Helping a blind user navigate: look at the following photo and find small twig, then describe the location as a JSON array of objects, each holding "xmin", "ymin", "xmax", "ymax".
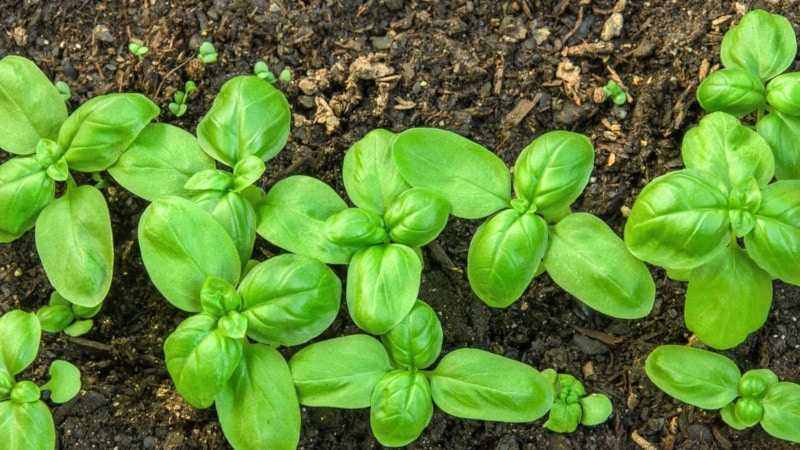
[{"xmin": 154, "ymin": 56, "xmax": 195, "ymax": 99}]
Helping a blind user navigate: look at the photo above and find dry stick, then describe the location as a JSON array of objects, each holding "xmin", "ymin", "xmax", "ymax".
[{"xmin": 154, "ymin": 56, "xmax": 195, "ymax": 100}]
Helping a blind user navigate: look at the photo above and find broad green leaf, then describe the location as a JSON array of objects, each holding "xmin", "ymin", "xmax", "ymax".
[
  {"xmin": 681, "ymin": 112, "xmax": 774, "ymax": 189},
  {"xmin": 0, "ymin": 310, "xmax": 41, "ymax": 376},
  {"xmin": 0, "ymin": 400, "xmax": 55, "ymax": 450},
  {"xmin": 384, "ymin": 188, "xmax": 450, "ymax": 247},
  {"xmin": 467, "ymin": 209, "xmax": 548, "ymax": 308},
  {"xmin": 579, "ymin": 394, "xmax": 614, "ymax": 426},
  {"xmin": 696, "ymin": 68, "xmax": 765, "ymax": 116},
  {"xmin": 199, "ymin": 277, "xmax": 242, "ymax": 319},
  {"xmin": 721, "ymin": 10, "xmax": 797, "ymax": 82},
  {"xmin": 256, "ymin": 175, "xmax": 359, "ymax": 264},
  {"xmin": 0, "ymin": 55, "xmax": 67, "ymax": 155},
  {"xmin": 239, "ymin": 254, "xmax": 341, "ymax": 346},
  {"xmin": 381, "ymin": 300, "xmax": 442, "ymax": 370},
  {"xmin": 197, "ymin": 76, "xmax": 290, "ymax": 167},
  {"xmin": 513, "ymin": 130, "xmax": 594, "ymax": 219},
  {"xmin": 727, "ymin": 177, "xmax": 761, "ymax": 237},
  {"xmin": 685, "ymin": 245, "xmax": 772, "ymax": 349},
  {"xmin": 370, "ymin": 370, "xmax": 433, "ymax": 448},
  {"xmin": 429, "ymin": 348, "xmax": 553, "ymax": 422},
  {"xmin": 139, "ymin": 196, "xmax": 241, "ymax": 312},
  {"xmin": 546, "ymin": 213, "xmax": 655, "ymax": 319},
  {"xmin": 163, "ymin": 314, "xmax": 242, "ymax": 409},
  {"xmin": 63, "ymin": 320, "xmax": 93, "ymax": 337},
  {"xmin": 289, "ymin": 335, "xmax": 393, "ymax": 408},
  {"xmin": 761, "ymin": 382, "xmax": 800, "ymax": 443},
  {"xmin": 766, "ymin": 72, "xmax": 800, "ymax": 116},
  {"xmin": 60, "ymin": 93, "xmax": 159, "ymax": 172},
  {"xmin": 393, "ymin": 128, "xmax": 511, "ymax": 219},
  {"xmin": 746, "ymin": 180, "xmax": 800, "ymax": 284},
  {"xmin": 184, "ymin": 169, "xmax": 234, "ymax": 192},
  {"xmin": 758, "ymin": 111, "xmax": 800, "ymax": 180},
  {"xmin": 324, "ymin": 207, "xmax": 388, "ymax": 247},
  {"xmin": 346, "ymin": 244, "xmax": 421, "ymax": 335},
  {"xmin": 216, "ymin": 344, "xmax": 301, "ymax": 450},
  {"xmin": 190, "ymin": 190, "xmax": 257, "ymax": 269},
  {"xmin": 342, "ymin": 128, "xmax": 409, "ymax": 214},
  {"xmin": 624, "ymin": 169, "xmax": 730, "ymax": 270},
  {"xmin": 0, "ymin": 156, "xmax": 55, "ymax": 242},
  {"xmin": 645, "ymin": 345, "xmax": 740, "ymax": 409},
  {"xmin": 36, "ymin": 185, "xmax": 113, "ymax": 307},
  {"xmin": 40, "ymin": 360, "xmax": 81, "ymax": 403},
  {"xmin": 108, "ymin": 123, "xmax": 215, "ymax": 201}
]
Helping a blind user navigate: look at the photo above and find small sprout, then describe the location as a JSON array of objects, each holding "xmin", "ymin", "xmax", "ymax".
[
  {"xmin": 127, "ymin": 42, "xmax": 149, "ymax": 60},
  {"xmin": 602, "ymin": 80, "xmax": 626, "ymax": 105},
  {"xmin": 169, "ymin": 80, "xmax": 197, "ymax": 117},
  {"xmin": 278, "ymin": 69, "xmax": 292, "ymax": 82},
  {"xmin": 254, "ymin": 61, "xmax": 292, "ymax": 83},
  {"xmin": 198, "ymin": 42, "xmax": 218, "ymax": 65},
  {"xmin": 54, "ymin": 81, "xmax": 71, "ymax": 102}
]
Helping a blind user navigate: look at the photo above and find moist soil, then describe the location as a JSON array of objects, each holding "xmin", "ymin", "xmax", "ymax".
[{"xmin": 1, "ymin": 1, "xmax": 799, "ymax": 449}]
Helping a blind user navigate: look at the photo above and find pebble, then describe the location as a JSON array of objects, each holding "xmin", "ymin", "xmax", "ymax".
[{"xmin": 143, "ymin": 436, "xmax": 157, "ymax": 449}]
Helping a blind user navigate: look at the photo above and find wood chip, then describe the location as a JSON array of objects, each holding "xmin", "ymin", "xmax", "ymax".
[
  {"xmin": 573, "ymin": 325, "xmax": 625, "ymax": 345},
  {"xmin": 503, "ymin": 97, "xmax": 537, "ymax": 128},
  {"xmin": 631, "ymin": 430, "xmax": 658, "ymax": 450}
]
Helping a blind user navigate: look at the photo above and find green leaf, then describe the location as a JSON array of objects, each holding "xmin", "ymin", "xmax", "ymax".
[
  {"xmin": 190, "ymin": 189, "xmax": 257, "ymax": 269},
  {"xmin": 0, "ymin": 400, "xmax": 55, "ymax": 450},
  {"xmin": 0, "ymin": 156, "xmax": 55, "ymax": 242},
  {"xmin": 40, "ymin": 360, "xmax": 81, "ymax": 403},
  {"xmin": 138, "ymin": 196, "xmax": 241, "ymax": 312},
  {"xmin": 256, "ymin": 175, "xmax": 359, "ymax": 264},
  {"xmin": 546, "ymin": 213, "xmax": 655, "ymax": 319},
  {"xmin": 0, "ymin": 55, "xmax": 67, "ymax": 155},
  {"xmin": 727, "ymin": 177, "xmax": 761, "ymax": 237},
  {"xmin": 758, "ymin": 111, "xmax": 800, "ymax": 180},
  {"xmin": 579, "ymin": 393, "xmax": 613, "ymax": 426},
  {"xmin": 721, "ymin": 9, "xmax": 797, "ymax": 82},
  {"xmin": 685, "ymin": 246, "xmax": 771, "ymax": 350},
  {"xmin": 342, "ymin": 128, "xmax": 409, "ymax": 214},
  {"xmin": 696, "ymin": 68, "xmax": 765, "ymax": 116},
  {"xmin": 761, "ymin": 382, "xmax": 800, "ymax": 443},
  {"xmin": 163, "ymin": 314, "xmax": 242, "ymax": 409},
  {"xmin": 216, "ymin": 344, "xmax": 301, "ymax": 450},
  {"xmin": 544, "ymin": 401, "xmax": 582, "ymax": 433},
  {"xmin": 370, "ymin": 370, "xmax": 433, "ymax": 447},
  {"xmin": 513, "ymin": 130, "xmax": 594, "ymax": 219},
  {"xmin": 381, "ymin": 300, "xmax": 442, "ymax": 370},
  {"xmin": 35, "ymin": 138, "xmax": 68, "ymax": 181},
  {"xmin": 623, "ymin": 169, "xmax": 730, "ymax": 270},
  {"xmin": 197, "ymin": 76, "xmax": 290, "ymax": 167},
  {"xmin": 429, "ymin": 348, "xmax": 553, "ymax": 422},
  {"xmin": 645, "ymin": 345, "xmax": 740, "ymax": 410},
  {"xmin": 739, "ymin": 369, "xmax": 779, "ymax": 399},
  {"xmin": 766, "ymin": 72, "xmax": 800, "ymax": 116},
  {"xmin": 393, "ymin": 128, "xmax": 511, "ymax": 219},
  {"xmin": 384, "ymin": 188, "xmax": 450, "ymax": 247},
  {"xmin": 232, "ymin": 155, "xmax": 265, "ymax": 192},
  {"xmin": 36, "ymin": 305, "xmax": 74, "ymax": 333},
  {"xmin": 59, "ymin": 93, "xmax": 159, "ymax": 172},
  {"xmin": 467, "ymin": 209, "xmax": 548, "ymax": 308},
  {"xmin": 289, "ymin": 335, "xmax": 393, "ymax": 408},
  {"xmin": 681, "ymin": 112, "xmax": 774, "ymax": 189},
  {"xmin": 323, "ymin": 207, "xmax": 388, "ymax": 247},
  {"xmin": 746, "ymin": 180, "xmax": 800, "ymax": 285},
  {"xmin": 721, "ymin": 402, "xmax": 750, "ymax": 430},
  {"xmin": 239, "ymin": 254, "xmax": 341, "ymax": 346},
  {"xmin": 108, "ymin": 123, "xmax": 216, "ymax": 202},
  {"xmin": 346, "ymin": 244, "xmax": 421, "ymax": 335},
  {"xmin": 63, "ymin": 320, "xmax": 93, "ymax": 337},
  {"xmin": 0, "ymin": 310, "xmax": 41, "ymax": 376},
  {"xmin": 199, "ymin": 276, "xmax": 242, "ymax": 319},
  {"xmin": 35, "ymin": 185, "xmax": 113, "ymax": 307}
]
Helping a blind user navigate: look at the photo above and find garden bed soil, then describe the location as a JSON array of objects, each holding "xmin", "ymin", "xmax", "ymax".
[{"xmin": 1, "ymin": 0, "xmax": 799, "ymax": 449}]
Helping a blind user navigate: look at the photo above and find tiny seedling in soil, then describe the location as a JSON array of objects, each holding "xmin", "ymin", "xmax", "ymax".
[
  {"xmin": 127, "ymin": 41, "xmax": 149, "ymax": 59},
  {"xmin": 254, "ymin": 61, "xmax": 292, "ymax": 83},
  {"xmin": 169, "ymin": 80, "xmax": 197, "ymax": 117},
  {"xmin": 601, "ymin": 79, "xmax": 626, "ymax": 105},
  {"xmin": 198, "ymin": 41, "xmax": 218, "ymax": 65}
]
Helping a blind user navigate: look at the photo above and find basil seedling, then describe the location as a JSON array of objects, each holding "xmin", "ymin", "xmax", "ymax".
[
  {"xmin": 541, "ymin": 370, "xmax": 613, "ymax": 433},
  {"xmin": 0, "ymin": 310, "xmax": 81, "ymax": 450},
  {"xmin": 391, "ymin": 127, "xmax": 654, "ymax": 318},
  {"xmin": 289, "ymin": 300, "xmax": 554, "ymax": 447},
  {"xmin": 646, "ymin": 345, "xmax": 800, "ymax": 444},
  {"xmin": 138, "ymin": 196, "xmax": 342, "ymax": 450},
  {"xmin": 624, "ymin": 112, "xmax": 800, "ymax": 349}
]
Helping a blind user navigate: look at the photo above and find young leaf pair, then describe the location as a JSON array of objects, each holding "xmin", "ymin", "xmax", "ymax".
[
  {"xmin": 138, "ymin": 196, "xmax": 341, "ymax": 450},
  {"xmin": 624, "ymin": 112, "xmax": 800, "ymax": 349},
  {"xmin": 289, "ymin": 300, "xmax": 554, "ymax": 447},
  {"xmin": 542, "ymin": 370, "xmax": 613, "ymax": 433},
  {"xmin": 646, "ymin": 345, "xmax": 800, "ymax": 443},
  {"xmin": 110, "ymin": 74, "xmax": 291, "ymax": 268},
  {"xmin": 0, "ymin": 310, "xmax": 81, "ymax": 450},
  {"xmin": 391, "ymin": 127, "xmax": 654, "ymax": 319},
  {"xmin": 696, "ymin": 9, "xmax": 800, "ymax": 179},
  {"xmin": 257, "ymin": 129, "xmax": 450, "ymax": 335},
  {"xmin": 0, "ymin": 55, "xmax": 159, "ymax": 308}
]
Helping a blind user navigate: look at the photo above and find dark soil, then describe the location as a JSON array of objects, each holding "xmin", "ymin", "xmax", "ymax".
[{"xmin": 2, "ymin": 0, "xmax": 799, "ymax": 449}]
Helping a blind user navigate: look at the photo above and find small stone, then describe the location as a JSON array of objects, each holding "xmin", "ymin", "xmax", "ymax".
[
  {"xmin": 143, "ymin": 436, "xmax": 157, "ymax": 449},
  {"xmin": 601, "ymin": 13, "xmax": 624, "ymax": 41},
  {"xmin": 384, "ymin": 0, "xmax": 404, "ymax": 11},
  {"xmin": 93, "ymin": 24, "xmax": 114, "ymax": 43}
]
